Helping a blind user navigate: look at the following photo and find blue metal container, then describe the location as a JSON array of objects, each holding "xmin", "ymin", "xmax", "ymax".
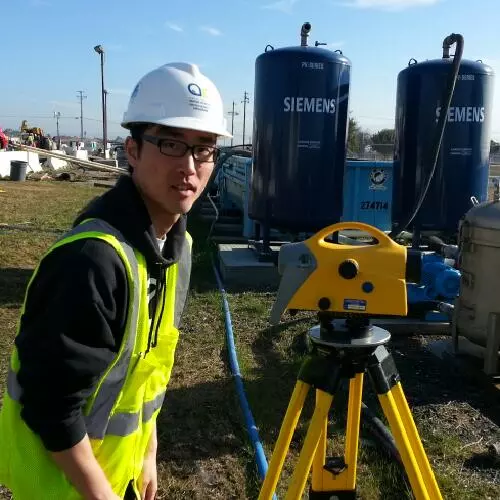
[
  {"xmin": 392, "ymin": 57, "xmax": 495, "ymax": 233},
  {"xmin": 342, "ymin": 161, "xmax": 393, "ymax": 231},
  {"xmin": 249, "ymin": 43, "xmax": 351, "ymax": 232}
]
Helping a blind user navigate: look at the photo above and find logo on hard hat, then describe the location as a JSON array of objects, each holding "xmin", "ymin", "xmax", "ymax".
[{"xmin": 188, "ymin": 83, "xmax": 208, "ymax": 97}]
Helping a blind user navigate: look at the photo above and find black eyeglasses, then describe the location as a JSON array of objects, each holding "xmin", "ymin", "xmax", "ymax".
[{"xmin": 142, "ymin": 135, "xmax": 219, "ymax": 163}]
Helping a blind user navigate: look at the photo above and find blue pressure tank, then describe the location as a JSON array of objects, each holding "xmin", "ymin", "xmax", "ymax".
[
  {"xmin": 392, "ymin": 56, "xmax": 495, "ymax": 233},
  {"xmin": 249, "ymin": 23, "xmax": 351, "ymax": 232}
]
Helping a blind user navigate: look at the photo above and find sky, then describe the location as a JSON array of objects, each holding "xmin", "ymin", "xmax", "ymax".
[{"xmin": 2, "ymin": 0, "xmax": 499, "ymax": 143}]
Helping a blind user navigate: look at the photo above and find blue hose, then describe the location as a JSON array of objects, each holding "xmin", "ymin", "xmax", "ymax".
[{"xmin": 212, "ymin": 259, "xmax": 277, "ymax": 498}]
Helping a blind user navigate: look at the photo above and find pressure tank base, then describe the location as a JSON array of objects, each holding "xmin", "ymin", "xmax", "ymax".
[
  {"xmin": 371, "ymin": 318, "xmax": 450, "ymax": 336},
  {"xmin": 216, "ymin": 243, "xmax": 281, "ymax": 290},
  {"xmin": 423, "ymin": 338, "xmax": 500, "ymax": 389}
]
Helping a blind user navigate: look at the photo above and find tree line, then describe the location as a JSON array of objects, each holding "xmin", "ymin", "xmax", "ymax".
[
  {"xmin": 347, "ymin": 118, "xmax": 500, "ymax": 157},
  {"xmin": 347, "ymin": 118, "xmax": 395, "ymax": 156}
]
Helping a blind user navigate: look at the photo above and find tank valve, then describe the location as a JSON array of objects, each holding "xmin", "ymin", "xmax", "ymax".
[
  {"xmin": 442, "ymin": 33, "xmax": 464, "ymax": 59},
  {"xmin": 300, "ymin": 22, "xmax": 311, "ymax": 46}
]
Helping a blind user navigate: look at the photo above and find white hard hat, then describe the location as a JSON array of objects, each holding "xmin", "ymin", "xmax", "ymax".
[{"xmin": 121, "ymin": 62, "xmax": 232, "ymax": 138}]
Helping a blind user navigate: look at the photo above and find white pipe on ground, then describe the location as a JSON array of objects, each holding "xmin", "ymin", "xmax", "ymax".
[{"xmin": 13, "ymin": 144, "xmax": 126, "ymax": 174}]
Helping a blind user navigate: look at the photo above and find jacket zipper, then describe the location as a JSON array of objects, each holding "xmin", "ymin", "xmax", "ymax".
[{"xmin": 145, "ymin": 264, "xmax": 166, "ymax": 354}]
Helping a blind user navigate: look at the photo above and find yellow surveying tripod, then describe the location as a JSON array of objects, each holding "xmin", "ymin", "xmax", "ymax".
[{"xmin": 258, "ymin": 222, "xmax": 443, "ymax": 500}]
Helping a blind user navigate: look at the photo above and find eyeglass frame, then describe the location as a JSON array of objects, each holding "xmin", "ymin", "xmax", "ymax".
[{"xmin": 141, "ymin": 134, "xmax": 220, "ymax": 163}]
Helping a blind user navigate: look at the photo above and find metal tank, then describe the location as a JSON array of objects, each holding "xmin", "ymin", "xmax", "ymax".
[
  {"xmin": 249, "ymin": 22, "xmax": 351, "ymax": 234},
  {"xmin": 392, "ymin": 49, "xmax": 495, "ymax": 234},
  {"xmin": 452, "ymin": 187, "xmax": 500, "ymax": 374}
]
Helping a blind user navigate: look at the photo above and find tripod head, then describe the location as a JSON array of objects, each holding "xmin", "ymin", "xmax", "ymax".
[
  {"xmin": 261, "ymin": 224, "xmax": 443, "ymax": 500},
  {"xmin": 270, "ymin": 222, "xmax": 408, "ymax": 325}
]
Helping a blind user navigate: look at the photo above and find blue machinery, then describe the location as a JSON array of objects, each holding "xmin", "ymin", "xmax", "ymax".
[
  {"xmin": 210, "ymin": 24, "xmax": 494, "ymax": 325},
  {"xmin": 216, "ymin": 158, "xmax": 393, "ymax": 235},
  {"xmin": 215, "ymin": 151, "xmax": 498, "ymax": 247},
  {"xmin": 214, "ymin": 154, "xmax": 462, "ymax": 321},
  {"xmin": 213, "ymin": 28, "xmax": 496, "ymax": 326}
]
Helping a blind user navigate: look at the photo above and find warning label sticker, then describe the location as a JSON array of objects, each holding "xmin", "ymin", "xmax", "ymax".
[{"xmin": 298, "ymin": 140, "xmax": 321, "ymax": 149}]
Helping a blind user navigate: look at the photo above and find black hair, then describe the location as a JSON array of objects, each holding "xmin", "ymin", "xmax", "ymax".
[{"xmin": 127, "ymin": 123, "xmax": 149, "ymax": 173}]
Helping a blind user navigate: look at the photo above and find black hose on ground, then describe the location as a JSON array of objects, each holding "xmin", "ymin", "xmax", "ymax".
[{"xmin": 361, "ymin": 402, "xmax": 402, "ymax": 465}]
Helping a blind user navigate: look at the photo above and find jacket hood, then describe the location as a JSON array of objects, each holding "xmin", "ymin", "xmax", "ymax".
[{"xmin": 74, "ymin": 174, "xmax": 187, "ymax": 268}]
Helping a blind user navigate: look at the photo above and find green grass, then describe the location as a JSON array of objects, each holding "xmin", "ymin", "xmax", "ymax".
[{"xmin": 1, "ymin": 180, "xmax": 499, "ymax": 499}]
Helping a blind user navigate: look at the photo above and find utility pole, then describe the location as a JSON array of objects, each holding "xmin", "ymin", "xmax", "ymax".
[
  {"xmin": 104, "ymin": 89, "xmax": 108, "ymax": 148},
  {"xmin": 54, "ymin": 112, "xmax": 61, "ymax": 149},
  {"xmin": 227, "ymin": 101, "xmax": 239, "ymax": 147},
  {"xmin": 242, "ymin": 91, "xmax": 249, "ymax": 146},
  {"xmin": 76, "ymin": 90, "xmax": 87, "ymax": 143},
  {"xmin": 94, "ymin": 45, "xmax": 107, "ymax": 157}
]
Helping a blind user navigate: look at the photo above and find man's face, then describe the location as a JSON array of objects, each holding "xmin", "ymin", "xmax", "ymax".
[{"xmin": 126, "ymin": 125, "xmax": 217, "ymax": 218}]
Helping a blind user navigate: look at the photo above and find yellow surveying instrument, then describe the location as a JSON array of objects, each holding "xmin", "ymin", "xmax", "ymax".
[{"xmin": 259, "ymin": 222, "xmax": 442, "ymax": 500}]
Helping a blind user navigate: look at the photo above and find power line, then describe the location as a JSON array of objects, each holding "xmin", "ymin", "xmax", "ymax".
[
  {"xmin": 0, "ymin": 114, "xmax": 56, "ymax": 119},
  {"xmin": 0, "ymin": 114, "xmax": 122, "ymax": 127},
  {"xmin": 82, "ymin": 117, "xmax": 121, "ymax": 125},
  {"xmin": 356, "ymin": 114, "xmax": 395, "ymax": 122}
]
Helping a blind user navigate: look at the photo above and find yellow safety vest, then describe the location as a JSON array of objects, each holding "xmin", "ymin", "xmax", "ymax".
[{"xmin": 0, "ymin": 219, "xmax": 192, "ymax": 499}]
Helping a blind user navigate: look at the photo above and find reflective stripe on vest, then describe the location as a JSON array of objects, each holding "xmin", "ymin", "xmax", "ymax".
[
  {"xmin": 69, "ymin": 219, "xmax": 140, "ymax": 439},
  {"xmin": 174, "ymin": 233, "xmax": 191, "ymax": 328},
  {"xmin": 5, "ymin": 218, "xmax": 185, "ymax": 439}
]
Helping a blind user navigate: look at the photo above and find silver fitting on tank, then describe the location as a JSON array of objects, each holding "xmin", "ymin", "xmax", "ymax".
[
  {"xmin": 300, "ymin": 22, "xmax": 311, "ymax": 46},
  {"xmin": 442, "ymin": 33, "xmax": 463, "ymax": 59}
]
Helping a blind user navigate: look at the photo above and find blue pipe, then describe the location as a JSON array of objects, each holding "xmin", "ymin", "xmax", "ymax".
[{"xmin": 212, "ymin": 258, "xmax": 277, "ymax": 498}]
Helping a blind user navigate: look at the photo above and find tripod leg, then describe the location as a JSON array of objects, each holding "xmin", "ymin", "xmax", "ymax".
[
  {"xmin": 310, "ymin": 373, "xmax": 364, "ymax": 498},
  {"xmin": 258, "ymin": 381, "xmax": 310, "ymax": 500},
  {"xmin": 311, "ymin": 389, "xmax": 329, "ymax": 491},
  {"xmin": 369, "ymin": 346, "xmax": 443, "ymax": 500},
  {"xmin": 285, "ymin": 390, "xmax": 334, "ymax": 500},
  {"xmin": 379, "ymin": 383, "xmax": 443, "ymax": 500},
  {"xmin": 344, "ymin": 373, "xmax": 363, "ymax": 490}
]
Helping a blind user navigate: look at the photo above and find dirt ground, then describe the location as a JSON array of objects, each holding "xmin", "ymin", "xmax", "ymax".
[{"xmin": 1, "ymin": 181, "xmax": 499, "ymax": 499}]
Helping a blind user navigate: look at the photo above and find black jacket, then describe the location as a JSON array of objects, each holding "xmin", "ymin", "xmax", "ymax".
[{"xmin": 15, "ymin": 175, "xmax": 189, "ymax": 452}]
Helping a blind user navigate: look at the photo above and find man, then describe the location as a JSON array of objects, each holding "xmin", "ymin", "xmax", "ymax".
[
  {"xmin": 0, "ymin": 62, "xmax": 232, "ymax": 499},
  {"xmin": 0, "ymin": 128, "xmax": 8, "ymax": 151},
  {"xmin": 40, "ymin": 134, "xmax": 53, "ymax": 151}
]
